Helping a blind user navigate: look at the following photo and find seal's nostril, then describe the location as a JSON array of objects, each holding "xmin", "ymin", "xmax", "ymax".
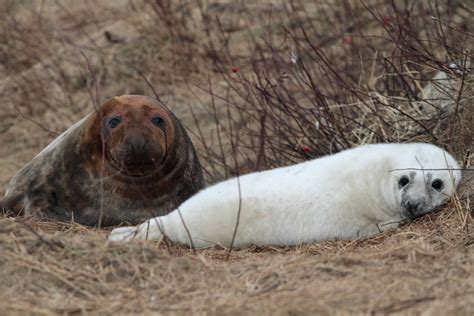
[
  {"xmin": 405, "ymin": 201, "xmax": 422, "ymax": 217},
  {"xmin": 413, "ymin": 202, "xmax": 421, "ymax": 212}
]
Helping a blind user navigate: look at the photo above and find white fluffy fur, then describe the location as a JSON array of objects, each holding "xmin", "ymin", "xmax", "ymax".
[{"xmin": 109, "ymin": 143, "xmax": 461, "ymax": 248}]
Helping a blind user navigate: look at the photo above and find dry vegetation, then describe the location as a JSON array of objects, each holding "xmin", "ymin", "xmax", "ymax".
[{"xmin": 0, "ymin": 0, "xmax": 473, "ymax": 314}]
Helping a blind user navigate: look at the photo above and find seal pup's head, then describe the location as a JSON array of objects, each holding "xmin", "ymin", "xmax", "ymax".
[
  {"xmin": 85, "ymin": 95, "xmax": 176, "ymax": 178},
  {"xmin": 389, "ymin": 144, "xmax": 461, "ymax": 220}
]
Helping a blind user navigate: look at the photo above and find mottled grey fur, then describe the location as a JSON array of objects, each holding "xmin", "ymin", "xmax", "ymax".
[{"xmin": 1, "ymin": 109, "xmax": 205, "ymax": 227}]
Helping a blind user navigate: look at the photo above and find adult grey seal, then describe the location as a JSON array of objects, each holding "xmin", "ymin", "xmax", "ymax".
[{"xmin": 1, "ymin": 95, "xmax": 205, "ymax": 226}]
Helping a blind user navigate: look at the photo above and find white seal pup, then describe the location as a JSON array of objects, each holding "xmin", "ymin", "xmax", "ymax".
[{"xmin": 109, "ymin": 143, "xmax": 461, "ymax": 247}]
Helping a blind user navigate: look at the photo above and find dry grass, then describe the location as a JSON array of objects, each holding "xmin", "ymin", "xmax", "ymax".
[
  {"xmin": 0, "ymin": 185, "xmax": 472, "ymax": 315},
  {"xmin": 0, "ymin": 0, "xmax": 473, "ymax": 315}
]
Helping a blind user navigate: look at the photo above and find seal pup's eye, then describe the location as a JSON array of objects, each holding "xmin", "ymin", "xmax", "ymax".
[
  {"xmin": 399, "ymin": 176, "xmax": 410, "ymax": 188},
  {"xmin": 431, "ymin": 179, "xmax": 443, "ymax": 191},
  {"xmin": 152, "ymin": 116, "xmax": 164, "ymax": 127},
  {"xmin": 107, "ymin": 116, "xmax": 122, "ymax": 129}
]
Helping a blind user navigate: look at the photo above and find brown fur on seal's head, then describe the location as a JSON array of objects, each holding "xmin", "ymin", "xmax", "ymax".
[
  {"xmin": 85, "ymin": 96, "xmax": 177, "ymax": 178},
  {"xmin": 1, "ymin": 95, "xmax": 205, "ymax": 226}
]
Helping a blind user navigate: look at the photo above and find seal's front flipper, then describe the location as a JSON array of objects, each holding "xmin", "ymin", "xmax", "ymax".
[
  {"xmin": 109, "ymin": 217, "xmax": 164, "ymax": 242},
  {"xmin": 0, "ymin": 193, "xmax": 25, "ymax": 217},
  {"xmin": 3, "ymin": 192, "xmax": 74, "ymax": 223},
  {"xmin": 42, "ymin": 205, "xmax": 76, "ymax": 223},
  {"xmin": 357, "ymin": 221, "xmax": 401, "ymax": 239},
  {"xmin": 109, "ymin": 226, "xmax": 141, "ymax": 241}
]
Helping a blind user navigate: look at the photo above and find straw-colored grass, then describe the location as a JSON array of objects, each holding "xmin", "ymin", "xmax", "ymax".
[{"xmin": 0, "ymin": 180, "xmax": 472, "ymax": 315}]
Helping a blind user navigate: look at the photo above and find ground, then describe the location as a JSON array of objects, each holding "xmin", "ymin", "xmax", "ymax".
[{"xmin": 0, "ymin": 1, "xmax": 473, "ymax": 315}]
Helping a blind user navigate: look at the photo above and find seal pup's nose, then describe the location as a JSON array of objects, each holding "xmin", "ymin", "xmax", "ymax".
[
  {"xmin": 406, "ymin": 201, "xmax": 420, "ymax": 216},
  {"xmin": 404, "ymin": 200, "xmax": 426, "ymax": 218}
]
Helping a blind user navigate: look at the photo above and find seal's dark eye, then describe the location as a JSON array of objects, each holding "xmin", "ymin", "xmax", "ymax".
[
  {"xmin": 399, "ymin": 176, "xmax": 410, "ymax": 188},
  {"xmin": 432, "ymin": 179, "xmax": 443, "ymax": 191},
  {"xmin": 152, "ymin": 116, "xmax": 164, "ymax": 127},
  {"xmin": 107, "ymin": 117, "xmax": 122, "ymax": 129}
]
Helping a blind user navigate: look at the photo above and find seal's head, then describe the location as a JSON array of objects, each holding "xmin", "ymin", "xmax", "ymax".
[
  {"xmin": 389, "ymin": 144, "xmax": 461, "ymax": 220},
  {"xmin": 85, "ymin": 95, "xmax": 176, "ymax": 177}
]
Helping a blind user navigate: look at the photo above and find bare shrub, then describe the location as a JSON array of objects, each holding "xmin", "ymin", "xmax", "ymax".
[{"xmin": 185, "ymin": 0, "xmax": 473, "ymax": 182}]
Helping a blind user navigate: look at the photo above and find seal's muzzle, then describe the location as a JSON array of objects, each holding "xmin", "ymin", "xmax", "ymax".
[{"xmin": 401, "ymin": 198, "xmax": 428, "ymax": 219}]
